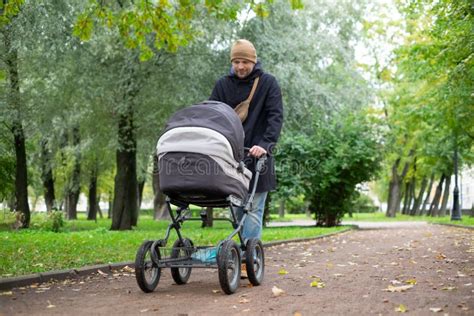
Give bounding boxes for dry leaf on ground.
[272,286,285,297]
[310,280,326,288]
[122,266,134,273]
[383,285,414,292]
[278,269,288,275]
[405,279,417,285]
[441,286,456,291]
[395,304,408,313]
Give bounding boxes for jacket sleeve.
[258,77,284,154]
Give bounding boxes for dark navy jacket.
[210,61,284,192]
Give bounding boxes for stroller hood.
[161,101,245,162]
[156,101,252,202]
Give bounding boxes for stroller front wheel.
[170,238,193,284]
[217,240,241,294]
[245,238,265,286]
[135,240,161,293]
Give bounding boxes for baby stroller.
[135,101,267,294]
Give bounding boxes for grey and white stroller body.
[135,101,267,294]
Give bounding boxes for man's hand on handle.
[249,145,267,158]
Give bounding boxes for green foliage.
[276,110,382,226]
[0,211,18,230]
[349,192,378,213]
[283,194,307,214]
[75,0,303,61]
[30,211,65,232]
[0,0,25,28]
[0,137,15,201]
[383,0,474,181]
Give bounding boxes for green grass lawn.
[0,213,347,278]
[271,211,474,227]
[343,211,474,226]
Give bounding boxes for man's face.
[232,58,255,79]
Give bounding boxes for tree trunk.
[87,166,98,221]
[201,207,214,228]
[429,174,445,217]
[401,181,410,215]
[65,126,81,220]
[40,138,55,212]
[386,156,411,217]
[5,24,30,228]
[137,179,145,211]
[421,174,435,215]
[413,176,427,216]
[111,56,142,230]
[386,159,402,217]
[152,154,169,220]
[111,108,138,230]
[108,191,113,219]
[278,199,285,218]
[439,174,451,217]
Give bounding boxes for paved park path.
[1,222,473,315]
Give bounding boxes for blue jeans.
[235,192,268,241]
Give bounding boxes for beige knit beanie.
[230,39,257,63]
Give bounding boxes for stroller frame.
[135,155,267,295]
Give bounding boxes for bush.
[349,193,378,214]
[0,210,21,230]
[31,211,65,232]
[270,194,307,214]
[275,111,382,226]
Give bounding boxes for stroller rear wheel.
[170,238,193,284]
[245,238,265,286]
[217,240,241,294]
[135,240,161,293]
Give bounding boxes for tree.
[380,0,473,218]
[1,0,30,227]
[71,0,303,230]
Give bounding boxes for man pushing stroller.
[210,39,284,259]
[135,39,283,295]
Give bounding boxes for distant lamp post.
[451,138,461,220]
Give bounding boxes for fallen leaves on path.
[441,286,456,291]
[278,268,288,275]
[310,280,326,288]
[383,285,414,292]
[395,304,408,313]
[272,286,285,297]
[435,253,447,260]
[429,307,443,313]
[405,279,417,285]
[121,266,135,273]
